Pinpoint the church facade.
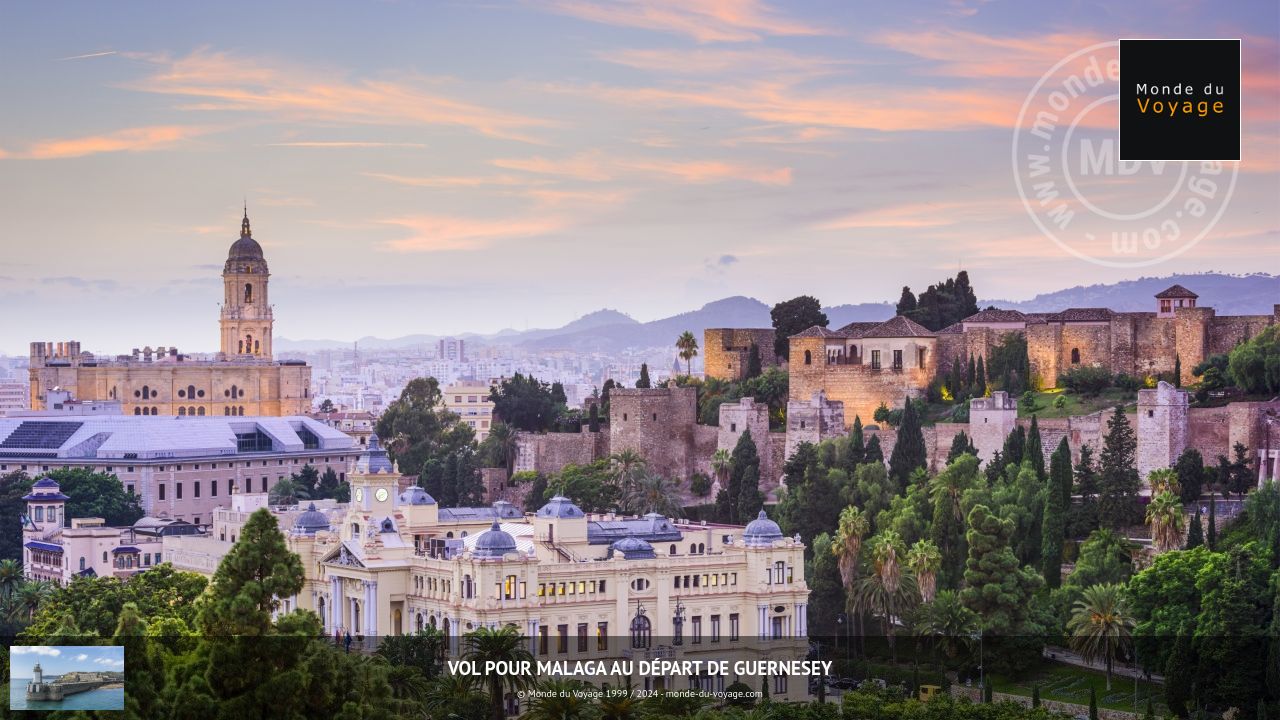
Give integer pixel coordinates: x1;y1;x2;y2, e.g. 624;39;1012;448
27;210;312;416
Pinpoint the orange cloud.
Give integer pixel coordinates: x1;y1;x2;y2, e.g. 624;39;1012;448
17;125;206;159
541;0;835;43
598;47;853;77
816;199;1024;231
125;49;552;142
492;150;792;185
379;214;569;252
265;141;428;149
872;29;1108;79
363;172;548;188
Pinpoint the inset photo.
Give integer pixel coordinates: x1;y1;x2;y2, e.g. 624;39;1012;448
9;645;124;711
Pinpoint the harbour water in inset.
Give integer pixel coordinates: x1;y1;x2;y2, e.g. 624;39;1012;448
9;678;125;710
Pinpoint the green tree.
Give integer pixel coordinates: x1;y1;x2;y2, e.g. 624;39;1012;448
1041;438;1071;588
1002;426;1026;472
676;331;699;376
1174;447;1204;504
726;429;760;524
947;431;977;464
292;463;321;495
1206;494;1217;550
315;467;344;500
463;625;534;720
930;454;982;590
47;467;145;527
636;363;652;389
746;343;763;379
1067;529;1134;588
988;332;1032;395
1145;491;1185;553
318;398;336;413
487;373;565;433
833;505;869;590
1185;508;1203;548
1227;324;1280;394
960;504;1043;670
770;295;828;359
851;530;918;654
1025;415;1045;479
889;397;927;491
1097;406;1139;530
865;434;884;464
377;377;476;474
200;508;304;636
906;539;941;603
896;286;918;315
898;272;979;331
1067;584;1133;690
269;477;308;505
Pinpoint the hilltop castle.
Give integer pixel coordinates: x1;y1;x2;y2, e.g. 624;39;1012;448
27;210;312;417
704;285;1280;426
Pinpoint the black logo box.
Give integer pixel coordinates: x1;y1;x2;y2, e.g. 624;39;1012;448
1119;39;1241;161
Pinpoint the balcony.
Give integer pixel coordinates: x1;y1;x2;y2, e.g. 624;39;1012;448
623;644;675;660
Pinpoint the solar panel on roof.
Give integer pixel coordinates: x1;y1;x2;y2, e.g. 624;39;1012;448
0;421;83;450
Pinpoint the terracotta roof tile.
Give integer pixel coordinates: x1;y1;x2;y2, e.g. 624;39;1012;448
1155;284;1198;299
862;315;936;338
1046;308;1116;323
962;308;1028;324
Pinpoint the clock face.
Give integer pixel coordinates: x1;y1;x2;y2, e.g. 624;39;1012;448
355;488;364;502
375;488;389;502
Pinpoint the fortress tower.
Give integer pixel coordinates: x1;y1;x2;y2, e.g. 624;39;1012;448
220;207;275;358
1138;380;1190;489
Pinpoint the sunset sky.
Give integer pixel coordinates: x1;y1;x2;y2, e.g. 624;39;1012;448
1;1;1277;354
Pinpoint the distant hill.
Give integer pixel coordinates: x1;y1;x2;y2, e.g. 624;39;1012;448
275;273;1277;353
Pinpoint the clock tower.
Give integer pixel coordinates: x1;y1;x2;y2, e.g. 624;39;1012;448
220;206;274;358
346;434;400;532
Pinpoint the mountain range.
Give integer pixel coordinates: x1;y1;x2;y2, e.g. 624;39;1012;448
275;273;1279;354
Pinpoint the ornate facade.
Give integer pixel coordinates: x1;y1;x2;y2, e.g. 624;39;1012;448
28;209;312;416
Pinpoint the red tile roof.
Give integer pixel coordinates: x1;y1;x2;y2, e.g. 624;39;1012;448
862;315;936;338
962;308;1028;324
1155;284;1199;299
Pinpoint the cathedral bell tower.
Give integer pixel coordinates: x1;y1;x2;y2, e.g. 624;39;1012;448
220;206;274;358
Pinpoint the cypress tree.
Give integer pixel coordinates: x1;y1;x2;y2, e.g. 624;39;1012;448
636;363;651;389
951;356;964;398
947;431;977;464
975;356;987;396
1174;356;1182;388
588;403;599;432
865;434;884;464
1003;425;1026;471
1032;684;1041;708
728;429;760;523
847;416;866;469
738;465;763;521
1207;495;1217;549
746;343;763;379
985;450;1005;485
1025;415;1045;480
1041;437;1071;588
889;398;927;491
1186;509;1203;548
1097;406;1140;530
967;354;976;390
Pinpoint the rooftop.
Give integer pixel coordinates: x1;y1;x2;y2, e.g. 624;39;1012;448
1155;284;1199;299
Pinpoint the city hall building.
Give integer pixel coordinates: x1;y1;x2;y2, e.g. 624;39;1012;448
163;435;813;702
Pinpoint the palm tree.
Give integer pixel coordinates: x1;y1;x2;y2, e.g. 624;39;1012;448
1067;583;1134;691
598;683;639;720
912;590;978;661
1145;490;1186;553
906;539;942;603
1146;468;1181;497
423;674;486;717
624;472;684;517
0;559;22;599
9;580;54;623
711;449;732;493
462;625;535;720
486;421;519;475
609;450;647;493
676;331;699;376
832;506;868;588
851;567;918;656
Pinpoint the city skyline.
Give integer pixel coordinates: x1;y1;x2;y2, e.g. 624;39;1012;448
1;0;1277;355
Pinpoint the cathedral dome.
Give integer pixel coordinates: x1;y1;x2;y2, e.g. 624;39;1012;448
742;510;783;547
473;520;518;559
226;209;267;269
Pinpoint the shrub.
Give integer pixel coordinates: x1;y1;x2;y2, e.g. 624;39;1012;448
1058;366;1113;396
1053;395;1067;410
690;473;712;497
1114;373;1142;392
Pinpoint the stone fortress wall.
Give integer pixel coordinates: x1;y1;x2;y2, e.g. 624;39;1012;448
703;328;778;382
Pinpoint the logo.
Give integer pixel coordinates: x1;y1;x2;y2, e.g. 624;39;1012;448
1012;41;1238;268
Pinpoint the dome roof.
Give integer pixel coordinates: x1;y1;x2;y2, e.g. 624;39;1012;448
398;487;436;506
32;477;60;489
743;510;783;547
228;210;264;260
537;496;584;519
610;536;655;560
473;520;518;559
292;503;330;534
354;434;395;474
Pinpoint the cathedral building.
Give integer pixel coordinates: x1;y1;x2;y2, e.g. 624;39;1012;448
27;209;312;416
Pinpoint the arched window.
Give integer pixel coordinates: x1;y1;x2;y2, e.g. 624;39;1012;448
1071;348;1081;364
698;543;705;554
238;340;244;353
134;407;142;416
416;614;423;633
245;334;254;354
803;350;812;365
254;339;260;354
187;385;196;400
178;407;186;416
102;551;108;563
463;575;474;599
244;283;253;303
79;557;85;571
630;613;652;649
142;385;151;399
188;406;196;416
670;544;677;556
197;407;205;416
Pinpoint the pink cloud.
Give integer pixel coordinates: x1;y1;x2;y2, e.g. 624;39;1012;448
362;172;550;188
380;214;570;252
15;125;207;159
124;49;552;142
541;0;835;43
492;150;792;185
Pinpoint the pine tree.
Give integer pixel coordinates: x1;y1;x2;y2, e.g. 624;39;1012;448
865;434;884;464
746;343;763;379
636;363;651;389
1207;495;1217;549
961;505;1042;637
1185;509;1203;548
1097;406;1140;530
1025;415;1045;480
889;398;927;491
1041;438;1071;588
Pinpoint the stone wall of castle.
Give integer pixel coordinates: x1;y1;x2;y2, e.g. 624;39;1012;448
704;328;778;381
610;385;700;480
718;397;775;481
784;392;846;462
512;429;607;477
1137;382;1189;484
788;335;931;428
